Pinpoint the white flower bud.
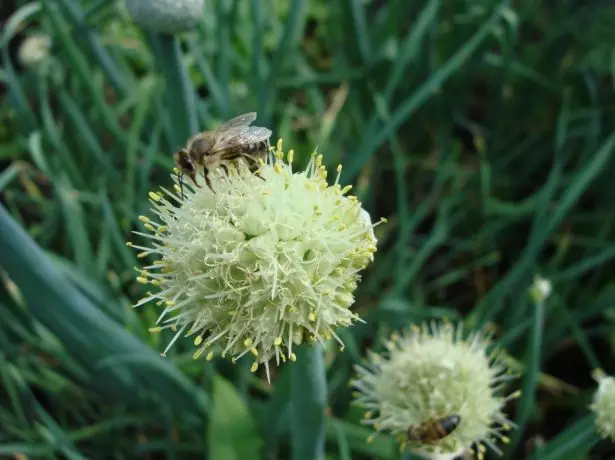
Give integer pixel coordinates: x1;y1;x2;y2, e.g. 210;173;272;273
18;34;51;68
125;0;205;34
352;322;518;457
528;275;552;304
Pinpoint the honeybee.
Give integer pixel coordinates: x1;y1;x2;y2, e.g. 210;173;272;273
174;112;272;194
407;414;461;443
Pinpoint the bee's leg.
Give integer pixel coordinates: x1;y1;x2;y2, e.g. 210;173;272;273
219;163;230;177
242;154;265;181
187;171;201;189
203;167;215;193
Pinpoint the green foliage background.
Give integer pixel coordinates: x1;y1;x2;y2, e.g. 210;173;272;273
2;0;615;458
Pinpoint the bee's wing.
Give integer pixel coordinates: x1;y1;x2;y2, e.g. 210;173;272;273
212;126;272;152
216;112;258;131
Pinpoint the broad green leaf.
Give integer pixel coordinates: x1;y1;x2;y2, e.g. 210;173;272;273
208;374;263;460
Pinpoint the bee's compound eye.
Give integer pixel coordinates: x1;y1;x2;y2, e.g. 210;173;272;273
191;137;211;154
175;150;196;172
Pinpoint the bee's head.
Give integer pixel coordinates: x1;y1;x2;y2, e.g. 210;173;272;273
174;149;197;196
175;148;195;170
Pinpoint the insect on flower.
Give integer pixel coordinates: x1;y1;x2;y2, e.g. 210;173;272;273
407;414;462;443
174;112;272;194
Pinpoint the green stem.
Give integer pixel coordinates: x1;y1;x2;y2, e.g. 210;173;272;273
148;32;198;151
291;345;327;460
507;299;545;452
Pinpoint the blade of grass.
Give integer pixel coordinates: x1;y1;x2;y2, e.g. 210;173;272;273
54;0;133;94
291;346;326;460
0;2;41;130
528;414;600;460
343;2;506;181
261;0;307;124
41;0;129;145
0;204;210;418
346;0;372;64
506;295;545;453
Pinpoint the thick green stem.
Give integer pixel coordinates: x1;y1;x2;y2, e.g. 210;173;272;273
148;32;198;151
290;345;327;460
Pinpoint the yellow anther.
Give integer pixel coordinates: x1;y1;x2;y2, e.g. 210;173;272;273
288;149;294;163
174;184;181;194
341;185;353;194
148;191;161;201
126;241;133;246
138;215;150;223
136;277;148;284
149;327;162;333
250;362;259;372
194;336;203;346
367;435;375;444
274;337;282;346
501;436;510;444
244;338;253;347
193;348;204;359
137;251;149;258
144;223;156;232
250;347;258;357
150;280;160;286
158;226;168;233
308;312;316;322
165;300;176;306
276;138;283;152
336;164;342;173
155;300;163;306
289;352;297;362
206;351;214;361
274;163;283;174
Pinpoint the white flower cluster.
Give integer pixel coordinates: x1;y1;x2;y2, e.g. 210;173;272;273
129;141;381;380
352;322;518;458
591;370;615;441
